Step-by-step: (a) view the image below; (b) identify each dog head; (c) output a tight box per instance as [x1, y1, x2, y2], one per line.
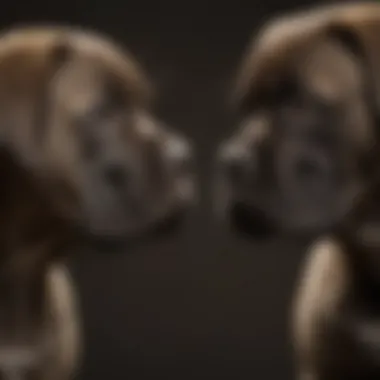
[216, 3, 380, 240]
[0, 26, 196, 242]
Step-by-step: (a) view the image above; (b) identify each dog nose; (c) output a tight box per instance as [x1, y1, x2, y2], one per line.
[218, 143, 252, 183]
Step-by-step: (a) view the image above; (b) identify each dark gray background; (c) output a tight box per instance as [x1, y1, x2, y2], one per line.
[1, 0, 342, 379]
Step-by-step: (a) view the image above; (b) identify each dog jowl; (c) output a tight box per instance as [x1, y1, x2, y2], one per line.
[216, 3, 380, 239]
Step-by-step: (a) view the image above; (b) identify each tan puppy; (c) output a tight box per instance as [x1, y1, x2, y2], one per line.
[0, 25, 196, 379]
[215, 2, 380, 379]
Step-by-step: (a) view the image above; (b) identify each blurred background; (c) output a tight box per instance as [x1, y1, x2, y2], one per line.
[0, 0, 350, 379]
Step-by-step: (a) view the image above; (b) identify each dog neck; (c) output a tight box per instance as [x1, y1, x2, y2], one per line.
[0, 148, 74, 342]
[0, 147, 75, 246]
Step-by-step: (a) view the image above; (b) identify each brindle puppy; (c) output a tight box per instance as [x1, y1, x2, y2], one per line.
[215, 2, 380, 379]
[0, 25, 196, 379]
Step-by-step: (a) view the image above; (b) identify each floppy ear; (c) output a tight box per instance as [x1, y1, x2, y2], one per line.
[323, 8, 380, 180]
[33, 39, 73, 142]
[232, 3, 380, 115]
[49, 40, 72, 72]
[0, 36, 73, 168]
[327, 16, 380, 121]
[231, 11, 327, 112]
[0, 37, 76, 264]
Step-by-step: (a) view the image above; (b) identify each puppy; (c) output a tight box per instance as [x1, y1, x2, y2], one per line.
[215, 2, 380, 379]
[216, 1, 380, 239]
[0, 25, 196, 379]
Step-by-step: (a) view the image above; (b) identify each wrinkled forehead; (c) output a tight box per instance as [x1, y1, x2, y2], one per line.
[236, 22, 366, 110]
[0, 27, 149, 119]
[51, 57, 122, 117]
[238, 37, 374, 144]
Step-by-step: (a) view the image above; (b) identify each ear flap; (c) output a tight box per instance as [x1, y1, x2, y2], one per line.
[34, 39, 72, 142]
[233, 3, 380, 116]
[327, 18, 380, 119]
[0, 34, 74, 170]
[48, 39, 72, 76]
[231, 11, 328, 112]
